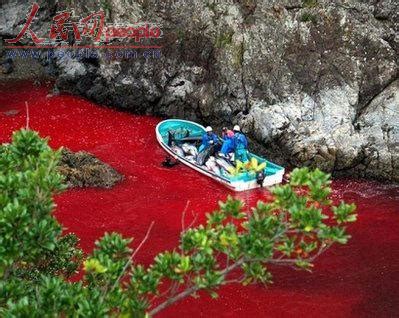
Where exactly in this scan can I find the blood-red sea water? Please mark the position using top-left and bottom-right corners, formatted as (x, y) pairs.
(1, 81), (398, 317)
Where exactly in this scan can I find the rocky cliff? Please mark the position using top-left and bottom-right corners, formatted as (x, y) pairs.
(1, 0), (398, 181)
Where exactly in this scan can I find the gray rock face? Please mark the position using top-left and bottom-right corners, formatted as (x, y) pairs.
(1, 0), (398, 181)
(0, 0), (57, 39)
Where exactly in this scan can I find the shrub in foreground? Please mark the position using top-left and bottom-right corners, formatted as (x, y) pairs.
(0, 130), (357, 317)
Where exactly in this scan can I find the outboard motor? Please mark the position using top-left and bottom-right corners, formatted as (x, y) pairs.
(256, 171), (265, 187)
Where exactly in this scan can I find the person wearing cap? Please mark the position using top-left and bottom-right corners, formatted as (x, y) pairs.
(199, 126), (219, 152)
(220, 130), (235, 156)
(233, 125), (249, 162)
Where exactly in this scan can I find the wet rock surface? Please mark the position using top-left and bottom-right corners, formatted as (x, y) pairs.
(58, 148), (123, 188)
(1, 0), (398, 181)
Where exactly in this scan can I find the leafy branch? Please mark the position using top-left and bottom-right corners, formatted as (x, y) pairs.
(0, 130), (357, 317)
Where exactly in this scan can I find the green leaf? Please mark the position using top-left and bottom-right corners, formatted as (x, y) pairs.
(84, 258), (107, 274)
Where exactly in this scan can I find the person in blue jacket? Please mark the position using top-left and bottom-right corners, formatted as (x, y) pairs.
(233, 125), (249, 162)
(199, 126), (219, 152)
(220, 130), (235, 156)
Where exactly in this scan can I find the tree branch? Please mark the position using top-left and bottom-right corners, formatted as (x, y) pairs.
(25, 101), (30, 130)
(131, 221), (156, 260)
(148, 259), (245, 316)
(181, 200), (190, 232)
(111, 221), (155, 292)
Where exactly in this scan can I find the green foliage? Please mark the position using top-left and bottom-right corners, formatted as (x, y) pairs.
(301, 12), (318, 24)
(0, 130), (83, 314)
(302, 0), (318, 8)
(205, 1), (218, 13)
(0, 130), (79, 279)
(215, 29), (234, 48)
(232, 41), (245, 69)
(175, 28), (185, 42)
(0, 130), (357, 317)
(100, 0), (112, 19)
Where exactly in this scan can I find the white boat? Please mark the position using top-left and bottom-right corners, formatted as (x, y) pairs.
(156, 119), (285, 191)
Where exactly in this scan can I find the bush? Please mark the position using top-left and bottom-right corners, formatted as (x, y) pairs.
(302, 0), (318, 8)
(0, 129), (357, 317)
(301, 12), (318, 24)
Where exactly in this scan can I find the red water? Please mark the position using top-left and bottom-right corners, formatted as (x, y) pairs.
(1, 81), (398, 317)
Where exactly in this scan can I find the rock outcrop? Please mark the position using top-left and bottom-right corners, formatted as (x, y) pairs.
(1, 0), (398, 181)
(58, 148), (123, 188)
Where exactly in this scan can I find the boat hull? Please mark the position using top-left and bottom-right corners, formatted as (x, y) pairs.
(156, 119), (284, 191)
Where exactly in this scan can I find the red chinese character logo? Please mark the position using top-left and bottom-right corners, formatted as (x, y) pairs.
(80, 11), (105, 42)
(49, 11), (81, 42)
(5, 2), (45, 44)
